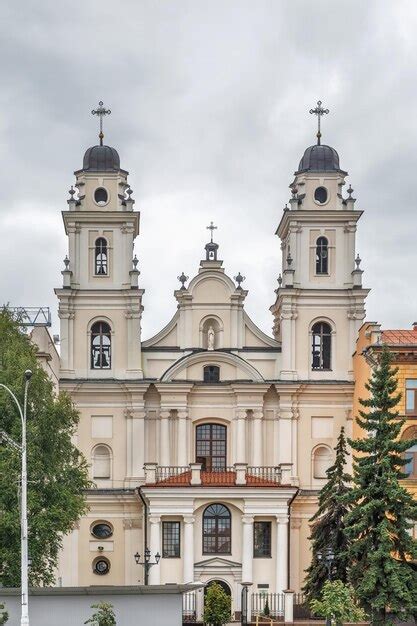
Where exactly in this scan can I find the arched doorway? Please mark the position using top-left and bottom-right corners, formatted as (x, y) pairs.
(204, 579), (231, 599)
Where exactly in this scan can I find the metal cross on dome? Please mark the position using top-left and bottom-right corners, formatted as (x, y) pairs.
(206, 221), (218, 243)
(309, 100), (329, 145)
(92, 101), (111, 146)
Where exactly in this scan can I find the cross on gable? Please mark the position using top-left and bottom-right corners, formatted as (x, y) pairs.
(206, 221), (217, 243)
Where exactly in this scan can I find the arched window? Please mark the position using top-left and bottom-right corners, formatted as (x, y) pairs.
(92, 445), (111, 479)
(315, 237), (328, 275)
(204, 365), (220, 383)
(402, 426), (417, 479)
(91, 321), (111, 369)
(196, 424), (227, 470)
(313, 446), (332, 479)
(312, 322), (332, 370)
(95, 238), (108, 275)
(203, 504), (231, 554)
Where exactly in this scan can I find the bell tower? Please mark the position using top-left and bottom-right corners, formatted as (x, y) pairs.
(270, 102), (369, 381)
(56, 102), (143, 380)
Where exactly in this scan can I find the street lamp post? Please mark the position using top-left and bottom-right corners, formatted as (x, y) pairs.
(0, 369), (32, 626)
(317, 547), (335, 626)
(133, 548), (161, 584)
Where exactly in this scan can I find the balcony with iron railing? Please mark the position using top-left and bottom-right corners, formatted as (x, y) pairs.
(144, 462), (293, 487)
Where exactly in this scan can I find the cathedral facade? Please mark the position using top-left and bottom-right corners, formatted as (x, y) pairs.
(51, 116), (368, 616)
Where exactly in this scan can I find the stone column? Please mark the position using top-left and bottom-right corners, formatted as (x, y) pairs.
(290, 518), (302, 592)
(252, 410), (263, 466)
(241, 515), (254, 583)
(148, 516), (161, 585)
(126, 409), (146, 481)
(283, 590), (294, 623)
(183, 516), (195, 583)
(177, 410), (188, 466)
(235, 410), (247, 463)
(276, 515), (289, 594)
(159, 410), (171, 466)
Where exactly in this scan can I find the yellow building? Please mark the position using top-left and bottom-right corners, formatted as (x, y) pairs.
(353, 322), (417, 513)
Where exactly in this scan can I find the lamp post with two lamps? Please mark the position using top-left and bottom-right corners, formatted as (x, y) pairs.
(133, 548), (161, 585)
(317, 547), (335, 626)
(0, 369), (33, 626)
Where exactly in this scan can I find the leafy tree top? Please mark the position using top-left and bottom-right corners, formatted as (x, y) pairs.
(84, 602), (116, 626)
(311, 580), (366, 625)
(0, 309), (90, 587)
(345, 346), (417, 622)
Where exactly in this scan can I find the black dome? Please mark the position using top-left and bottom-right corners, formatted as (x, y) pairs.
(297, 144), (340, 173)
(82, 145), (120, 172)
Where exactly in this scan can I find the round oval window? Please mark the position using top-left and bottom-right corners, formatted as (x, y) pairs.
(94, 187), (108, 205)
(314, 186), (328, 204)
(91, 522), (113, 539)
(93, 558), (110, 575)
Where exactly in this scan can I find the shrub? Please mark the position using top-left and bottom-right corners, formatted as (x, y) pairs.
(84, 602), (116, 626)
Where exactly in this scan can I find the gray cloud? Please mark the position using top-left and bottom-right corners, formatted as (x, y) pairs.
(0, 0), (416, 339)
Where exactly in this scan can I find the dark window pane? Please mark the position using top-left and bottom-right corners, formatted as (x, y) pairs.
(204, 365), (220, 383)
(311, 322), (332, 371)
(315, 236), (328, 275)
(254, 522), (271, 557)
(95, 237), (108, 275)
(91, 321), (112, 369)
(162, 522), (180, 558)
(202, 504), (231, 554)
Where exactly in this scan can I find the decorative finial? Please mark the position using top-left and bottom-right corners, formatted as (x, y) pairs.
(283, 203), (289, 211)
(177, 272), (188, 289)
(132, 255), (139, 269)
(291, 186), (298, 198)
(234, 272), (245, 289)
(287, 248), (293, 267)
(91, 101), (111, 146)
(355, 253), (361, 269)
(309, 100), (329, 145)
(275, 273), (283, 294)
(63, 256), (70, 269)
(206, 221), (218, 243)
(68, 185), (75, 199)
(347, 184), (354, 199)
(126, 187), (133, 199)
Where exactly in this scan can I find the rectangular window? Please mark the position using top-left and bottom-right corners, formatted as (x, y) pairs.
(406, 379), (417, 415)
(162, 522), (180, 558)
(254, 521), (271, 557)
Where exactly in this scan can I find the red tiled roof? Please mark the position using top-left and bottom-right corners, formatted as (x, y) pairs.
(381, 329), (417, 345)
(147, 470), (288, 488)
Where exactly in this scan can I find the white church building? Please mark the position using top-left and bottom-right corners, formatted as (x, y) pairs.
(42, 103), (368, 617)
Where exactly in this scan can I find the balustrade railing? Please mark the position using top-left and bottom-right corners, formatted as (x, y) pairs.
(182, 590), (197, 622)
(246, 466), (282, 483)
(251, 592), (284, 618)
(155, 465), (189, 483)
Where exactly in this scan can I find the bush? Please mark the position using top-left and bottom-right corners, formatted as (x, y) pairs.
(84, 602), (116, 626)
(203, 582), (231, 626)
(310, 580), (366, 626)
(0, 603), (8, 625)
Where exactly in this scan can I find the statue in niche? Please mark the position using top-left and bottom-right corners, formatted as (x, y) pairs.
(207, 325), (215, 351)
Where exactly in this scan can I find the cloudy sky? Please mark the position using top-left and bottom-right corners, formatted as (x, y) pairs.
(1, 0), (416, 339)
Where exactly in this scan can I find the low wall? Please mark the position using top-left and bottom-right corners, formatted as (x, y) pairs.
(0, 584), (200, 626)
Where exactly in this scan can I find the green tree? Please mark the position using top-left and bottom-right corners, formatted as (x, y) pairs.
(84, 602), (116, 626)
(345, 347), (417, 624)
(303, 427), (351, 602)
(0, 602), (8, 625)
(310, 580), (366, 625)
(0, 310), (90, 586)
(203, 582), (231, 626)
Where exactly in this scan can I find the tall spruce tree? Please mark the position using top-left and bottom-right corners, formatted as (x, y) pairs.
(0, 310), (90, 586)
(303, 427), (351, 602)
(345, 347), (417, 624)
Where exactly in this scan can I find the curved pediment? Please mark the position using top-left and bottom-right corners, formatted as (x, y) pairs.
(160, 350), (265, 382)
